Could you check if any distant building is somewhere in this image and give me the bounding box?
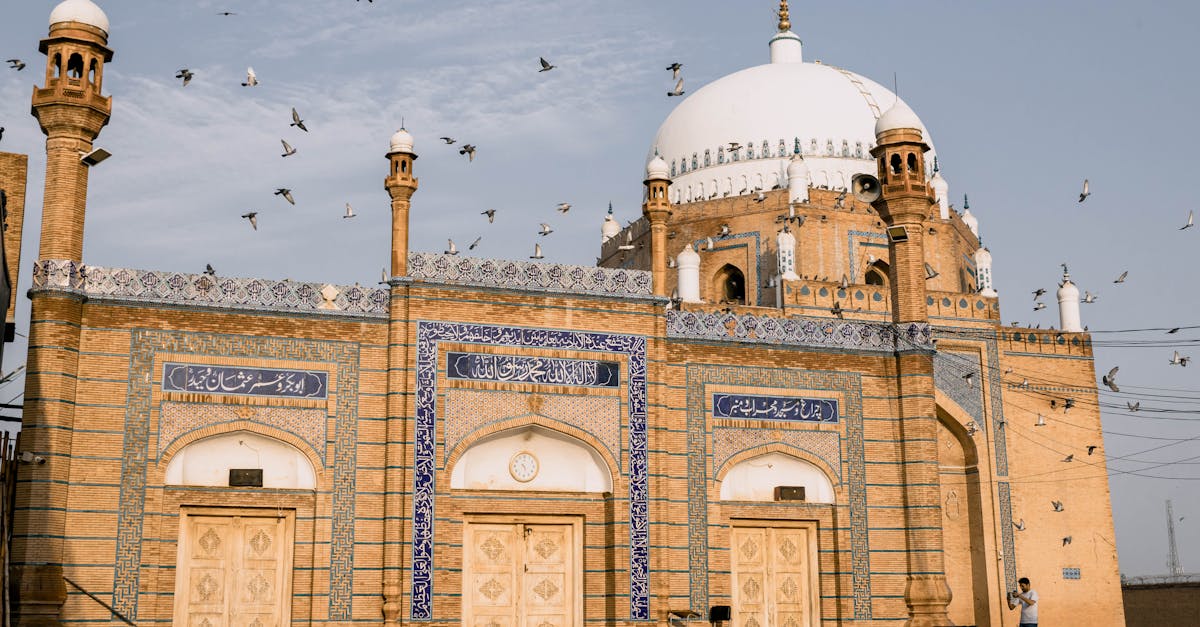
[10,1,1126,625]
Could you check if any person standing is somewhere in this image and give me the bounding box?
[1007,576,1039,626]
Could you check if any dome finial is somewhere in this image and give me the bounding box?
[608,201,613,215]
[778,0,791,32]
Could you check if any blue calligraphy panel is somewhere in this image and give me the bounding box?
[712,393,838,422]
[445,352,619,388]
[162,363,328,399]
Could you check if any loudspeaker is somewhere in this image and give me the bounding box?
[709,605,731,621]
[851,173,881,203]
[773,485,806,502]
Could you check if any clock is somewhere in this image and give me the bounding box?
[509,451,539,483]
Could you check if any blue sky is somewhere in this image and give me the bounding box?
[1,0,1198,577]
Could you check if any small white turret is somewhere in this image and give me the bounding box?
[601,202,621,243]
[677,244,702,303]
[777,227,799,281]
[769,0,803,64]
[646,154,670,181]
[974,247,996,297]
[961,194,979,237]
[389,128,414,154]
[930,170,950,220]
[1057,266,1083,332]
[786,154,809,203]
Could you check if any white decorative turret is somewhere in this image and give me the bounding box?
[769,0,803,65]
[1057,265,1083,332]
[777,227,799,281]
[601,202,621,243]
[974,247,996,297]
[50,0,109,34]
[786,154,809,203]
[677,244,702,303]
[961,194,979,237]
[875,100,923,136]
[646,154,670,181]
[389,128,414,154]
[930,168,950,220]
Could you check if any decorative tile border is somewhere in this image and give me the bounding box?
[162,363,328,399]
[711,393,837,422]
[413,321,648,621]
[407,252,653,297]
[998,482,1017,591]
[445,352,620,388]
[686,365,867,618]
[667,309,933,353]
[157,402,327,463]
[932,351,983,423]
[111,331,359,621]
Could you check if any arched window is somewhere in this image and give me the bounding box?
[692,153,699,170]
[762,140,770,158]
[825,139,834,156]
[697,182,705,198]
[890,154,903,175]
[52,53,62,79]
[746,143,755,159]
[865,259,890,286]
[907,152,918,173]
[704,149,711,167]
[67,53,84,79]
[670,160,677,177]
[755,173,764,191]
[87,58,97,85]
[779,139,787,156]
[679,157,687,174]
[855,142,864,158]
[810,138,818,154]
[717,146,725,164]
[841,140,850,157]
[714,264,746,305]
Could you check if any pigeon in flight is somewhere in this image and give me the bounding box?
[1182,210,1195,230]
[274,188,295,205]
[830,301,844,319]
[444,239,459,255]
[241,67,259,87]
[481,209,496,223]
[925,263,940,280]
[217,11,237,16]
[204,264,216,276]
[1168,327,1181,334]
[537,223,553,236]
[1062,454,1074,463]
[0,127,4,142]
[1034,302,1046,311]
[343,203,356,219]
[1101,366,1119,392]
[667,78,685,97]
[6,59,25,71]
[1113,270,1128,284]
[962,372,975,385]
[440,137,456,145]
[1078,179,1089,202]
[459,144,476,161]
[727,142,742,152]
[379,268,389,285]
[290,108,308,132]
[1032,288,1046,299]
[1127,401,1140,412]
[1062,536,1072,546]
[280,139,296,157]
[468,236,482,250]
[1052,500,1064,512]
[754,191,766,203]
[1013,519,1026,531]
[1087,445,1098,455]
[556,203,571,214]
[666,62,683,79]
[175,68,194,86]
[1081,291,1098,304]
[241,211,258,230]
[530,243,544,259]
[704,236,715,251]
[1035,414,1046,426]
[1169,351,1191,367]
[618,230,635,251]
[538,57,556,72]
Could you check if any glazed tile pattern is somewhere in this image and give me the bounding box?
[112,330,359,621]
[407,252,653,297]
[686,365,868,617]
[711,427,842,481]
[32,259,387,316]
[998,482,1017,591]
[413,321,648,620]
[441,389,621,469]
[933,351,983,423]
[667,309,934,353]
[157,402,327,463]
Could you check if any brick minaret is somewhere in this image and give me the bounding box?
[870,102,953,626]
[14,2,113,624]
[642,155,672,297]
[382,128,417,622]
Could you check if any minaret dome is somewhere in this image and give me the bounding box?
[50,0,109,34]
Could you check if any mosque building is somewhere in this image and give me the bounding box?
[5,1,1127,625]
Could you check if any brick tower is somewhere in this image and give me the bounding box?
[13,1,113,624]
[382,127,417,622]
[642,154,672,296]
[870,102,954,626]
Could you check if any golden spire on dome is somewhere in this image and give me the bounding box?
[778,0,791,32]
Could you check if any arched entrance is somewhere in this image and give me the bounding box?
[713,264,747,305]
[936,407,993,626]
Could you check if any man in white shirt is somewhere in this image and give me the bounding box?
[1007,576,1038,626]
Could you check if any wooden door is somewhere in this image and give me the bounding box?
[463,521,576,627]
[732,524,819,627]
[174,510,295,627]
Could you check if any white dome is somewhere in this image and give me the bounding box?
[49,0,109,34]
[786,154,809,176]
[875,100,923,136]
[929,171,948,194]
[650,59,934,201]
[389,128,414,154]
[601,214,621,241]
[646,155,669,180]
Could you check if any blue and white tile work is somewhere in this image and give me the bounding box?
[412,321,649,621]
[933,351,984,422]
[407,251,654,297]
[668,309,933,353]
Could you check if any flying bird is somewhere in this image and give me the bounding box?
[0,127,4,142]
[274,188,295,205]
[1169,351,1191,367]
[1127,401,1140,412]
[1032,288,1046,299]
[290,108,308,132]
[1078,179,1089,202]
[204,264,216,276]
[1062,536,1072,546]
[1081,291,1098,304]
[1087,445,1098,455]
[925,263,939,280]
[704,236,715,251]
[530,243,544,259]
[538,57,556,72]
[481,209,496,223]
[216,11,237,16]
[831,301,844,319]
[6,59,25,71]
[1035,414,1046,427]
[1062,454,1074,463]
[440,137,456,145]
[241,211,258,230]
[1113,270,1128,284]
[1168,327,1181,334]
[754,191,766,203]
[667,78,685,97]
[379,268,389,285]
[556,203,571,214]
[618,231,635,251]
[962,372,975,385]
[241,67,258,87]
[727,142,742,152]
[468,236,482,250]
[459,144,476,161]
[1013,519,1026,531]
[1052,500,1064,512]
[175,68,194,86]
[1101,366,1119,392]
[343,203,356,219]
[666,62,682,79]
[1033,302,1046,311]
[537,223,553,236]
[1181,210,1195,230]
[280,139,296,157]
[1064,398,1075,412]
[444,239,459,255]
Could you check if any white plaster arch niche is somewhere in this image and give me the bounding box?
[450,425,613,493]
[719,451,835,503]
[164,430,317,490]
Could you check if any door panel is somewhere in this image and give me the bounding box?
[466,524,520,626]
[463,521,576,627]
[732,525,819,627]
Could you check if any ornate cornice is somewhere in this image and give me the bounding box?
[406,252,654,297]
[666,309,933,353]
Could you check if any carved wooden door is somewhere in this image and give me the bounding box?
[463,522,575,627]
[732,525,818,627]
[174,511,294,627]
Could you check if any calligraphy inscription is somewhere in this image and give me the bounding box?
[712,393,838,423]
[162,363,328,399]
[446,352,619,388]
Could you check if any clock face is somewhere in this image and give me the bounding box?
[509,451,539,483]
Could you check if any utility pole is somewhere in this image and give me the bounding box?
[1167,499,1183,577]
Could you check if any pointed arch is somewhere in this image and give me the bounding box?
[712,264,746,305]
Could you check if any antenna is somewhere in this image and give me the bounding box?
[1167,499,1183,577]
[893,72,898,97]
